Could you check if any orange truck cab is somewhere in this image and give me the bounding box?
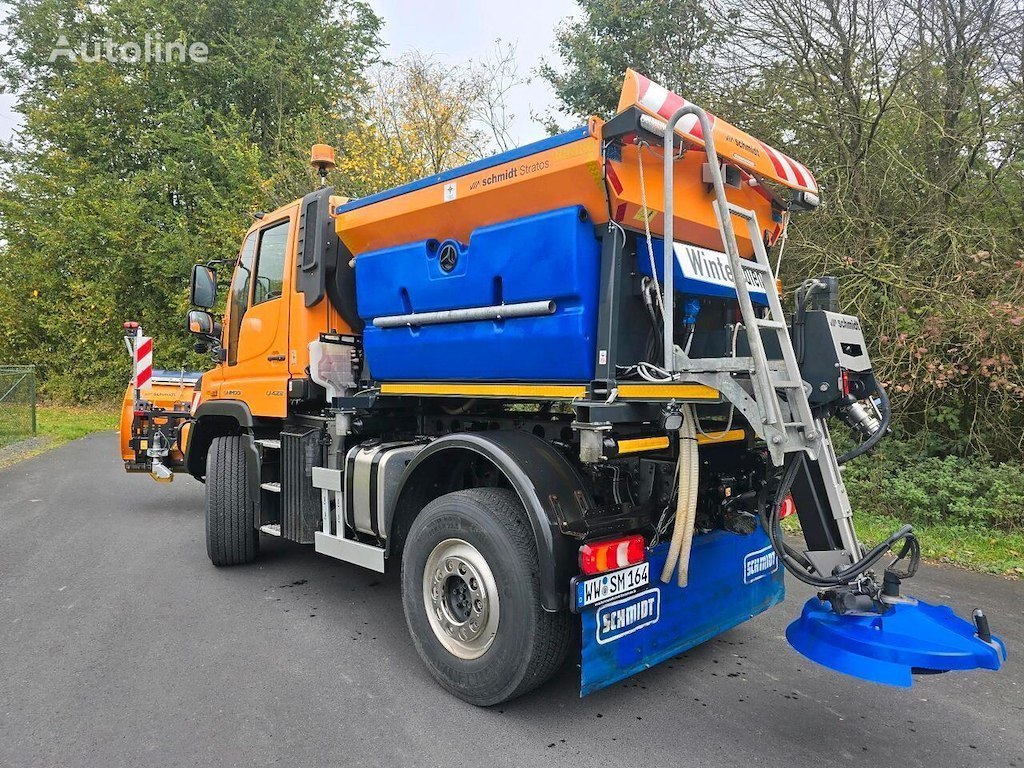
[119,70,1005,704]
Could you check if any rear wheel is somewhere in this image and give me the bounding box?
[401,488,571,705]
[205,435,259,566]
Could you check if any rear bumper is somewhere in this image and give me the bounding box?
[579,528,784,696]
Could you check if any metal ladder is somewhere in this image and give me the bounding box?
[657,104,860,556]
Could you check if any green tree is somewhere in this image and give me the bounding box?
[538,0,720,125]
[0,0,382,400]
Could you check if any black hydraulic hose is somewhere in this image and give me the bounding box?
[887,534,921,580]
[837,380,891,465]
[759,452,917,589]
[792,279,828,361]
[756,476,813,569]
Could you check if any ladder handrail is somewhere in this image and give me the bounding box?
[660,106,860,557]
[661,104,777,423]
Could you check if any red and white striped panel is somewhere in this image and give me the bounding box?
[634,77,716,142]
[135,336,153,389]
[618,69,818,195]
[757,140,817,193]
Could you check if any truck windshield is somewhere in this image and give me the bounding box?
[227,233,256,366]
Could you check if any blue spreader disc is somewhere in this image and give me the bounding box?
[786,595,1006,687]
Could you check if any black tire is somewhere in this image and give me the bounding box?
[401,488,571,706]
[205,435,259,566]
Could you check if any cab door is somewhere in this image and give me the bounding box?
[223,210,295,417]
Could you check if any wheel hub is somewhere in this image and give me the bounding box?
[444,573,473,622]
[423,539,499,659]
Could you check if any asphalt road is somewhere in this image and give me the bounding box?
[1,432,1021,768]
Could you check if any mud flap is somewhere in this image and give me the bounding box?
[786,595,1006,687]
[580,529,785,696]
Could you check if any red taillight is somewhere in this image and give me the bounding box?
[579,535,646,576]
[841,370,850,397]
[780,493,797,519]
[134,410,147,418]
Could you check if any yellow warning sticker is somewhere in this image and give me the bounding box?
[633,206,656,224]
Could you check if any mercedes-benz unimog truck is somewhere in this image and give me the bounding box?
[120,70,1005,705]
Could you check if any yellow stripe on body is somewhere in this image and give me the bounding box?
[696,428,747,445]
[616,383,720,400]
[617,429,746,453]
[615,436,671,454]
[378,382,588,399]
[378,381,721,402]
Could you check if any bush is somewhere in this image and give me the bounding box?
[841,438,1024,533]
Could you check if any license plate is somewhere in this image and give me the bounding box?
[574,562,650,610]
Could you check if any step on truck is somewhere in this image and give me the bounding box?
[121,70,1005,704]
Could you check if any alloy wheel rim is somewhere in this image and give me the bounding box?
[422,538,499,659]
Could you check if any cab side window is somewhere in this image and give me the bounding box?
[253,220,289,306]
[226,233,256,366]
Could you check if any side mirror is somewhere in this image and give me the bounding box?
[190,264,217,308]
[187,309,215,336]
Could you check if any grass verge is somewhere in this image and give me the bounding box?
[0,404,118,469]
[783,513,1024,578]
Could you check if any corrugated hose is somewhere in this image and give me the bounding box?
[661,405,700,587]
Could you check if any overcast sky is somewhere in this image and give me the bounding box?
[0,0,579,145]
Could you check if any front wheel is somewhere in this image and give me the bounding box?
[205,435,259,566]
[401,488,571,706]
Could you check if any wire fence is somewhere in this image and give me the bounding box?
[0,365,37,448]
